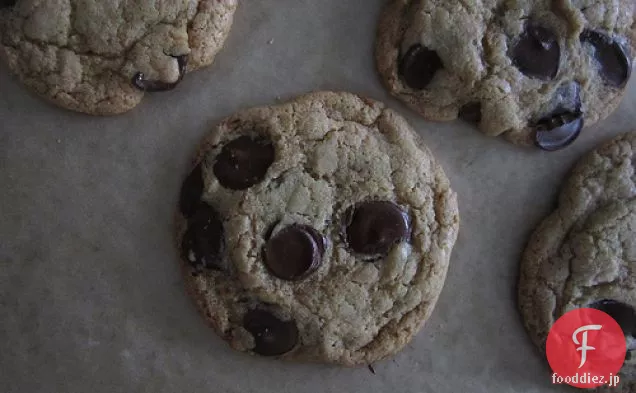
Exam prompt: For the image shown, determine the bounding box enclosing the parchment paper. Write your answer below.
[2,1,635,392]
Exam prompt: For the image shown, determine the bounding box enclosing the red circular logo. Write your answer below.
[546,308,626,388]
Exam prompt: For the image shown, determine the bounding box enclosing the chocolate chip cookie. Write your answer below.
[0,0,237,115]
[376,0,635,150]
[518,130,636,386]
[175,91,460,365]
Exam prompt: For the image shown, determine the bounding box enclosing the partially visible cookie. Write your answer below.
[0,0,237,115]
[376,0,635,150]
[175,91,460,365]
[519,131,636,386]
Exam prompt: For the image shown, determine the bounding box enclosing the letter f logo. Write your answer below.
[572,325,602,368]
[546,308,626,389]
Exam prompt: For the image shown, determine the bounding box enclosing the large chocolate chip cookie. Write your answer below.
[519,130,636,389]
[175,91,460,365]
[0,0,237,115]
[376,0,635,150]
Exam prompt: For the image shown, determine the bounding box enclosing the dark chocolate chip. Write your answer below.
[1,0,17,8]
[458,102,482,124]
[399,44,443,90]
[589,299,636,337]
[534,111,583,151]
[512,24,560,80]
[181,203,225,270]
[213,135,275,190]
[132,54,188,92]
[243,309,299,356]
[580,30,631,88]
[179,163,204,218]
[264,225,324,281]
[345,201,410,256]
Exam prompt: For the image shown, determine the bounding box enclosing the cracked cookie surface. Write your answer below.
[0,0,237,115]
[518,131,636,386]
[376,0,635,150]
[175,91,460,365]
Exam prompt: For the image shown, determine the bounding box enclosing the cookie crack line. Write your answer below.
[3,9,188,60]
[1,37,126,61]
[555,204,634,314]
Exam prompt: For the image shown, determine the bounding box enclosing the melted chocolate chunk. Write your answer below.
[264,225,324,281]
[213,136,275,190]
[243,309,299,356]
[179,163,204,218]
[459,102,482,124]
[132,54,188,92]
[534,111,583,151]
[345,201,410,256]
[589,299,636,337]
[512,24,560,80]
[580,30,631,88]
[181,203,225,270]
[399,44,443,90]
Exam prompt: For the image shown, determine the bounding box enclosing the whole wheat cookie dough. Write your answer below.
[518,131,636,388]
[174,91,460,365]
[376,0,635,150]
[0,0,237,115]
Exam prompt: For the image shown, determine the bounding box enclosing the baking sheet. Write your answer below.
[1,1,635,392]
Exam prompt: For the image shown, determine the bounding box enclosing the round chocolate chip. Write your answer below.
[181,203,225,270]
[264,225,324,281]
[213,136,275,190]
[589,299,636,337]
[512,24,560,80]
[1,0,16,8]
[243,309,299,356]
[458,102,482,124]
[345,201,410,256]
[179,163,204,218]
[399,44,443,90]
[580,30,631,88]
[534,111,583,151]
